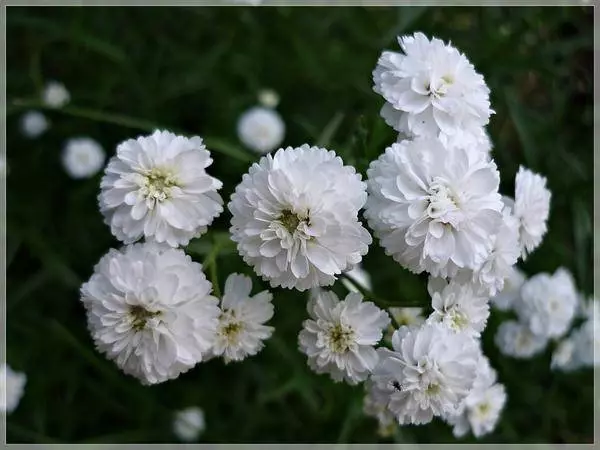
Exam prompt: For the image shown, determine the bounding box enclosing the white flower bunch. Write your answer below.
[62,137,106,179]
[172,406,206,442]
[42,80,70,108]
[20,110,48,138]
[237,106,285,154]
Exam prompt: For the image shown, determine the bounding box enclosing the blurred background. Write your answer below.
[6,6,594,444]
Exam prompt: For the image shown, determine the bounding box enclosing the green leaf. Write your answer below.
[504,88,539,168]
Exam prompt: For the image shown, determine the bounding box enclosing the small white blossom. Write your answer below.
[237,106,285,154]
[298,290,390,384]
[258,89,280,108]
[371,323,480,425]
[515,268,578,339]
[100,130,223,247]
[426,278,490,337]
[173,406,205,442]
[513,166,551,258]
[229,145,372,291]
[20,111,48,138]
[365,138,503,278]
[495,320,547,359]
[1,364,26,413]
[490,266,526,311]
[211,273,274,363]
[42,80,70,108]
[373,32,493,142]
[80,243,220,385]
[341,264,371,293]
[62,137,106,179]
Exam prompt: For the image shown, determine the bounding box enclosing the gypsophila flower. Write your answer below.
[341,264,371,293]
[495,320,547,359]
[62,137,105,179]
[490,266,526,311]
[365,137,503,278]
[551,336,580,372]
[515,267,577,339]
[258,89,280,108]
[211,273,274,363]
[42,80,70,108]
[229,145,372,291]
[426,278,490,337]
[237,106,285,154]
[373,32,493,142]
[100,130,223,247]
[364,380,397,438]
[513,166,551,259]
[298,290,390,384]
[0,364,26,414]
[173,407,205,442]
[80,243,220,385]
[371,323,480,425]
[20,111,48,138]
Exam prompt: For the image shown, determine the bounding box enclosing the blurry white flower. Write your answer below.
[513,166,551,258]
[173,406,205,442]
[0,364,26,413]
[571,304,599,367]
[80,243,220,385]
[211,273,274,363]
[20,111,48,138]
[490,266,526,311]
[100,130,223,247]
[365,138,503,278]
[364,380,397,438]
[298,290,390,384]
[515,268,577,339]
[389,307,424,327]
[551,336,580,372]
[371,323,479,425]
[495,320,547,359]
[341,264,371,293]
[237,106,285,154]
[42,80,70,108]
[229,145,371,291]
[426,278,490,338]
[62,137,105,179]
[373,32,492,141]
[258,89,280,108]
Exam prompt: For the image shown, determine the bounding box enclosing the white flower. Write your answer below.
[426,278,490,337]
[229,145,372,291]
[237,106,285,154]
[513,166,551,258]
[515,268,578,339]
[80,243,220,385]
[571,305,599,367]
[62,137,106,179]
[371,323,479,425]
[389,307,424,327]
[373,32,492,141]
[1,364,26,413]
[490,266,526,311]
[298,290,390,384]
[495,320,547,359]
[365,138,503,278]
[173,406,205,442]
[364,380,397,437]
[211,273,274,363]
[20,111,48,138]
[100,130,223,247]
[258,89,280,108]
[42,80,70,108]
[551,337,580,372]
[341,264,371,293]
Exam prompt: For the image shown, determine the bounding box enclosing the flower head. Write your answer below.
[371,323,480,425]
[365,138,503,278]
[80,243,220,385]
[42,80,70,108]
[237,106,285,154]
[513,166,551,258]
[211,273,274,363]
[373,32,493,142]
[229,145,372,290]
[298,290,390,384]
[99,130,223,247]
[173,406,205,442]
[495,320,547,359]
[1,364,26,413]
[20,111,48,138]
[515,267,577,339]
[62,137,106,179]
